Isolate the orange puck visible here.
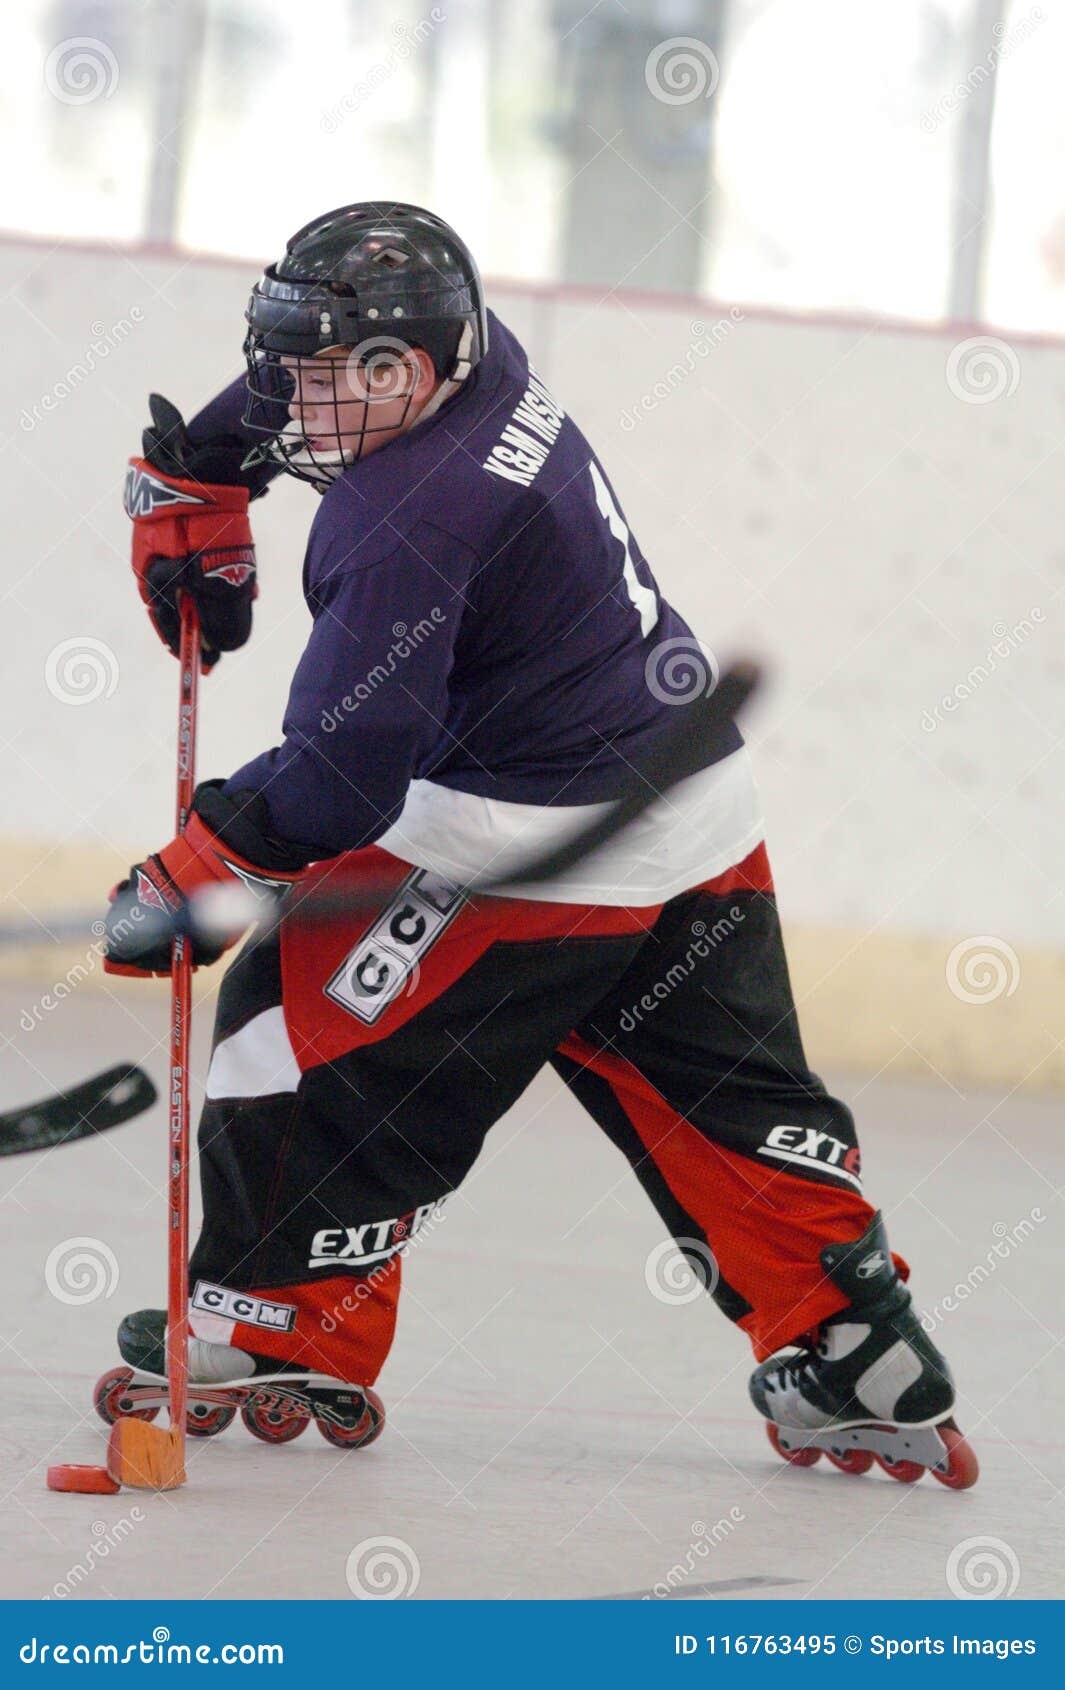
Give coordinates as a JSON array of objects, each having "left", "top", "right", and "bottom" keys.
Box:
[{"left": 47, "top": 1464, "right": 120, "bottom": 1495}]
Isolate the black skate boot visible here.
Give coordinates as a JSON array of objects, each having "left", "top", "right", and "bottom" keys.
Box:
[
  {"left": 749, "top": 1214, "right": 978, "bottom": 1488},
  {"left": 93, "top": 1309, "right": 385, "bottom": 1450}
]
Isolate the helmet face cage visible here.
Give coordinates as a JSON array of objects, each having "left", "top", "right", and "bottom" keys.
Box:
[
  {"left": 243, "top": 332, "right": 422, "bottom": 490},
  {"left": 241, "top": 202, "right": 487, "bottom": 490}
]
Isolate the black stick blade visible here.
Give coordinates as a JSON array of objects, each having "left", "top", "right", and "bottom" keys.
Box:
[
  {"left": 493, "top": 661, "right": 762, "bottom": 889},
  {"left": 0, "top": 1064, "right": 157, "bottom": 1157}
]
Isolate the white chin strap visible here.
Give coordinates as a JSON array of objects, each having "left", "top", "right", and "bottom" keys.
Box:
[
  {"left": 414, "top": 322, "right": 475, "bottom": 425},
  {"left": 275, "top": 435, "right": 351, "bottom": 488}
]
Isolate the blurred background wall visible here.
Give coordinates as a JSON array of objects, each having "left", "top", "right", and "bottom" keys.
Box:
[{"left": 1, "top": 0, "right": 1059, "bottom": 1094}]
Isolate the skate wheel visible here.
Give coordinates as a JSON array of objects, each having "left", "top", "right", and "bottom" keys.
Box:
[
  {"left": 875, "top": 1452, "right": 924, "bottom": 1483},
  {"left": 316, "top": 1387, "right": 386, "bottom": 1450},
  {"left": 826, "top": 1446, "right": 875, "bottom": 1475},
  {"left": 766, "top": 1423, "right": 821, "bottom": 1467},
  {"left": 186, "top": 1402, "right": 236, "bottom": 1438},
  {"left": 241, "top": 1397, "right": 310, "bottom": 1444},
  {"left": 930, "top": 1422, "right": 980, "bottom": 1490},
  {"left": 47, "top": 1463, "right": 120, "bottom": 1495},
  {"left": 93, "top": 1366, "right": 159, "bottom": 1426}
]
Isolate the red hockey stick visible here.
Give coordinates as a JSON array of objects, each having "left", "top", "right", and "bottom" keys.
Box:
[{"left": 107, "top": 600, "right": 200, "bottom": 1492}]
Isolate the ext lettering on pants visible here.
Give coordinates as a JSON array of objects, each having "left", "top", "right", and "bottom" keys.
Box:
[
  {"left": 308, "top": 1202, "right": 445, "bottom": 1270},
  {"left": 756, "top": 1123, "right": 862, "bottom": 1189}
]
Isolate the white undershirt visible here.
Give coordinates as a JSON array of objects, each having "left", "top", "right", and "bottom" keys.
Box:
[{"left": 376, "top": 745, "right": 765, "bottom": 906}]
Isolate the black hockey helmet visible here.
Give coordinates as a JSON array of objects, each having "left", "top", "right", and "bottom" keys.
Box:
[{"left": 242, "top": 202, "right": 488, "bottom": 488}]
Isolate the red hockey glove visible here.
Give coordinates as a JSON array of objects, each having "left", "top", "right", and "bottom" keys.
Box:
[
  {"left": 102, "top": 785, "right": 308, "bottom": 977},
  {"left": 125, "top": 395, "right": 258, "bottom": 672}
]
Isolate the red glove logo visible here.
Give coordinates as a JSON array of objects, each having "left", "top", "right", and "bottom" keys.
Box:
[{"left": 203, "top": 555, "right": 256, "bottom": 587}]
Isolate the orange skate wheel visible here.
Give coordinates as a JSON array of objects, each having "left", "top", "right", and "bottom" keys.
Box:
[
  {"left": 766, "top": 1423, "right": 821, "bottom": 1467},
  {"left": 316, "top": 1386, "right": 386, "bottom": 1449},
  {"left": 875, "top": 1452, "right": 924, "bottom": 1483},
  {"left": 930, "top": 1423, "right": 980, "bottom": 1490},
  {"left": 826, "top": 1447, "right": 875, "bottom": 1475}
]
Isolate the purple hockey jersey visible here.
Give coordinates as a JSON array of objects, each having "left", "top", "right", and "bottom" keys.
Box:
[{"left": 189, "top": 312, "right": 756, "bottom": 900}]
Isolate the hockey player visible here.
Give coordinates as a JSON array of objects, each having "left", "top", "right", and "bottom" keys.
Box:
[{"left": 98, "top": 203, "right": 976, "bottom": 1483}]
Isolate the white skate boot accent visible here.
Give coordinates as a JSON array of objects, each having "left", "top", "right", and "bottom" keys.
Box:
[
  {"left": 762, "top": 1323, "right": 872, "bottom": 1429},
  {"left": 777, "top": 1318, "right": 879, "bottom": 1426},
  {"left": 771, "top": 1378, "right": 833, "bottom": 1430},
  {"left": 854, "top": 1337, "right": 923, "bottom": 1419},
  {"left": 819, "top": 1321, "right": 869, "bottom": 1362},
  {"left": 188, "top": 1338, "right": 256, "bottom": 1384}
]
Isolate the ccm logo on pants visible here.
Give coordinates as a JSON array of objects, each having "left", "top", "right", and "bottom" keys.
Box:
[
  {"left": 324, "top": 868, "right": 465, "bottom": 1025},
  {"left": 192, "top": 1281, "right": 298, "bottom": 1333}
]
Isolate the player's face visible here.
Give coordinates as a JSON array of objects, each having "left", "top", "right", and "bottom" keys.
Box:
[{"left": 282, "top": 347, "right": 434, "bottom": 461}]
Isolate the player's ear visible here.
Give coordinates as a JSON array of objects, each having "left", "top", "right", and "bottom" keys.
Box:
[{"left": 411, "top": 346, "right": 439, "bottom": 398}]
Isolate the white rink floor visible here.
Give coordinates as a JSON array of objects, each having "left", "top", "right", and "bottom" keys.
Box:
[{"left": 1, "top": 982, "right": 1062, "bottom": 1603}]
